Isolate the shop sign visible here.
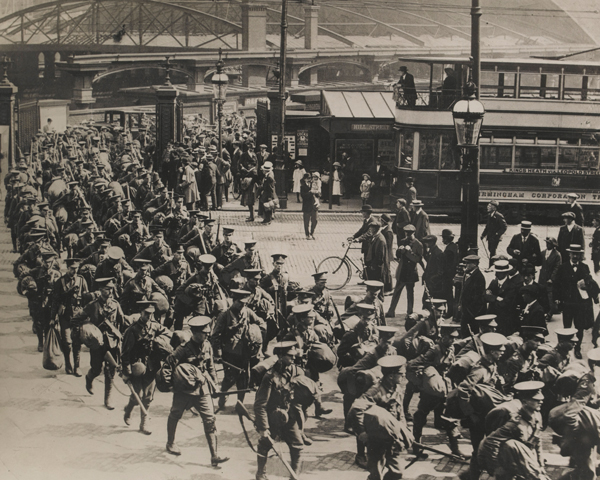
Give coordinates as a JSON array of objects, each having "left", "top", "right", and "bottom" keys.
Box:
[
  {"left": 480, "top": 189, "right": 600, "bottom": 204},
  {"left": 350, "top": 124, "right": 391, "bottom": 132}
]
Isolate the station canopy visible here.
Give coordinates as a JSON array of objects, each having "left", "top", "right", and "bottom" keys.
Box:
[{"left": 1, "top": 0, "right": 600, "bottom": 56}]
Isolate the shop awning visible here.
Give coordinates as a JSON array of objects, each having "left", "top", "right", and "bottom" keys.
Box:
[{"left": 321, "top": 91, "right": 395, "bottom": 119}]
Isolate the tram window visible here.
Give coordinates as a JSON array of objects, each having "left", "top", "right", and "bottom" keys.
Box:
[
  {"left": 418, "top": 131, "right": 441, "bottom": 169},
  {"left": 519, "top": 73, "right": 543, "bottom": 98},
  {"left": 513, "top": 146, "right": 556, "bottom": 169},
  {"left": 559, "top": 147, "right": 599, "bottom": 170},
  {"left": 399, "top": 131, "right": 414, "bottom": 168},
  {"left": 440, "top": 133, "right": 459, "bottom": 170},
  {"left": 481, "top": 146, "right": 512, "bottom": 169},
  {"left": 480, "top": 71, "right": 515, "bottom": 98}
]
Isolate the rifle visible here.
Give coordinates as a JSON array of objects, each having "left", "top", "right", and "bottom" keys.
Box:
[
  {"left": 104, "top": 351, "right": 148, "bottom": 416},
  {"left": 235, "top": 400, "right": 300, "bottom": 480},
  {"left": 467, "top": 324, "right": 484, "bottom": 358},
  {"left": 211, "top": 388, "right": 255, "bottom": 398},
  {"left": 216, "top": 216, "right": 221, "bottom": 245},
  {"left": 406, "top": 442, "right": 469, "bottom": 466}
]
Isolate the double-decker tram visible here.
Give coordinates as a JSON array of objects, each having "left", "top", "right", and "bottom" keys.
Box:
[{"left": 392, "top": 56, "right": 600, "bottom": 222}]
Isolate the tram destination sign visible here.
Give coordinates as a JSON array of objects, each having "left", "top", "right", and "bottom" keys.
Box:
[
  {"left": 505, "top": 168, "right": 600, "bottom": 175},
  {"left": 480, "top": 189, "right": 600, "bottom": 204}
]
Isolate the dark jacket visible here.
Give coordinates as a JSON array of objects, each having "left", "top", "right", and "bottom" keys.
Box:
[
  {"left": 459, "top": 268, "right": 487, "bottom": 322},
  {"left": 423, "top": 244, "right": 445, "bottom": 298},
  {"left": 557, "top": 224, "right": 585, "bottom": 262},
  {"left": 395, "top": 237, "right": 423, "bottom": 283},
  {"left": 539, "top": 249, "right": 562, "bottom": 286},
  {"left": 300, "top": 179, "right": 318, "bottom": 214},
  {"left": 520, "top": 300, "right": 547, "bottom": 331},
  {"left": 507, "top": 233, "right": 542, "bottom": 270},
  {"left": 486, "top": 276, "right": 520, "bottom": 335},
  {"left": 365, "top": 232, "right": 389, "bottom": 283},
  {"left": 481, "top": 211, "right": 507, "bottom": 245}
]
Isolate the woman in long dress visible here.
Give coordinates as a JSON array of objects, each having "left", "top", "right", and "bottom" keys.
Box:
[
  {"left": 332, "top": 162, "right": 343, "bottom": 205},
  {"left": 292, "top": 160, "right": 306, "bottom": 202}
]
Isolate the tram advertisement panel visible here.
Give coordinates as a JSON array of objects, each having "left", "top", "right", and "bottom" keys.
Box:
[{"left": 480, "top": 189, "right": 600, "bottom": 204}]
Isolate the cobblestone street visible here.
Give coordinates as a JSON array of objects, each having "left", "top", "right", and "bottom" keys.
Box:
[{"left": 0, "top": 209, "right": 595, "bottom": 480}]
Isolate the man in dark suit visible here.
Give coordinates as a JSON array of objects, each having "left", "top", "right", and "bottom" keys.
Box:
[
  {"left": 300, "top": 173, "right": 318, "bottom": 240},
  {"left": 368, "top": 156, "right": 389, "bottom": 208},
  {"left": 554, "top": 244, "right": 597, "bottom": 358},
  {"left": 484, "top": 260, "right": 520, "bottom": 336},
  {"left": 458, "top": 254, "right": 487, "bottom": 337},
  {"left": 441, "top": 229, "right": 458, "bottom": 318},
  {"left": 507, "top": 220, "right": 541, "bottom": 272},
  {"left": 411, "top": 200, "right": 430, "bottom": 241},
  {"left": 380, "top": 214, "right": 395, "bottom": 292},
  {"left": 392, "top": 198, "right": 411, "bottom": 245},
  {"left": 557, "top": 212, "right": 585, "bottom": 262},
  {"left": 397, "top": 66, "right": 417, "bottom": 107},
  {"left": 539, "top": 236, "right": 562, "bottom": 316},
  {"left": 519, "top": 284, "right": 547, "bottom": 333},
  {"left": 386, "top": 224, "right": 422, "bottom": 318},
  {"left": 520, "top": 265, "right": 549, "bottom": 314},
  {"left": 364, "top": 219, "right": 390, "bottom": 284},
  {"left": 592, "top": 215, "right": 600, "bottom": 274},
  {"left": 566, "top": 193, "right": 584, "bottom": 227},
  {"left": 349, "top": 204, "right": 374, "bottom": 262},
  {"left": 480, "top": 200, "right": 507, "bottom": 268},
  {"left": 421, "top": 234, "right": 445, "bottom": 302}
]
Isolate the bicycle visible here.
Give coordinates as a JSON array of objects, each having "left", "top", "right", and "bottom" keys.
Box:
[{"left": 317, "top": 242, "right": 365, "bottom": 290}]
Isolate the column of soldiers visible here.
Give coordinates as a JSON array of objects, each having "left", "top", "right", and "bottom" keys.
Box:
[{"left": 6, "top": 121, "right": 600, "bottom": 480}]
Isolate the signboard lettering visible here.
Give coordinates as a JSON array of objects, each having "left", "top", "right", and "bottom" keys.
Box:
[
  {"left": 271, "top": 134, "right": 296, "bottom": 160},
  {"left": 480, "top": 189, "right": 600, "bottom": 204},
  {"left": 504, "top": 168, "right": 600, "bottom": 176},
  {"left": 351, "top": 124, "right": 391, "bottom": 132}
]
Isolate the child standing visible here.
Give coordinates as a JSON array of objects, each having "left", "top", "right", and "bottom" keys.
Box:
[
  {"left": 360, "top": 173, "right": 373, "bottom": 205},
  {"left": 292, "top": 160, "right": 306, "bottom": 202}
]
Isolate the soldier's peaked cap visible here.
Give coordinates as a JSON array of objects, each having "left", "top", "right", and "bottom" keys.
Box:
[
  {"left": 356, "top": 303, "right": 375, "bottom": 311},
  {"left": 230, "top": 289, "right": 251, "bottom": 298},
  {"left": 292, "top": 304, "right": 313, "bottom": 316},
  {"left": 480, "top": 332, "right": 507, "bottom": 348},
  {"left": 199, "top": 254, "right": 216, "bottom": 265},
  {"left": 514, "top": 381, "right": 544, "bottom": 400},
  {"left": 377, "top": 326, "right": 398, "bottom": 335},
  {"left": 107, "top": 246, "right": 124, "bottom": 260},
  {"left": 188, "top": 316, "right": 212, "bottom": 330},
  {"left": 475, "top": 314, "right": 498, "bottom": 327},
  {"left": 244, "top": 269, "right": 262, "bottom": 279},
  {"left": 273, "top": 341, "right": 298, "bottom": 356},
  {"left": 587, "top": 348, "right": 600, "bottom": 362},
  {"left": 439, "top": 323, "right": 461, "bottom": 337},
  {"left": 556, "top": 328, "right": 577, "bottom": 341},
  {"left": 365, "top": 280, "right": 384, "bottom": 289},
  {"left": 378, "top": 355, "right": 406, "bottom": 370},
  {"left": 137, "top": 300, "right": 157, "bottom": 312}
]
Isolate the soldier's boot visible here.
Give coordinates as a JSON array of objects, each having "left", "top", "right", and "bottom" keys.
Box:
[
  {"left": 448, "top": 432, "right": 470, "bottom": 459},
  {"left": 256, "top": 450, "right": 269, "bottom": 480},
  {"left": 355, "top": 437, "right": 368, "bottom": 469},
  {"left": 37, "top": 330, "right": 44, "bottom": 353},
  {"left": 206, "top": 432, "right": 229, "bottom": 467},
  {"left": 314, "top": 398, "right": 332, "bottom": 418},
  {"left": 73, "top": 348, "right": 82, "bottom": 377},
  {"left": 104, "top": 370, "right": 115, "bottom": 410},
  {"left": 123, "top": 398, "right": 135, "bottom": 426},
  {"left": 166, "top": 416, "right": 181, "bottom": 455},
  {"left": 289, "top": 448, "right": 302, "bottom": 479},
  {"left": 412, "top": 410, "right": 428, "bottom": 459},
  {"left": 85, "top": 370, "right": 94, "bottom": 395},
  {"left": 63, "top": 346, "right": 73, "bottom": 375},
  {"left": 139, "top": 407, "right": 152, "bottom": 435}
]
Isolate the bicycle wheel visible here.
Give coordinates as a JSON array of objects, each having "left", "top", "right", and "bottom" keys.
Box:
[{"left": 318, "top": 256, "right": 351, "bottom": 290}]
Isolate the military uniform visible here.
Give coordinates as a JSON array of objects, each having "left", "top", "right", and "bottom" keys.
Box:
[
  {"left": 121, "top": 304, "right": 170, "bottom": 434},
  {"left": 72, "top": 289, "right": 127, "bottom": 409},
  {"left": 51, "top": 266, "right": 88, "bottom": 375},
  {"left": 120, "top": 275, "right": 165, "bottom": 315},
  {"left": 254, "top": 345, "right": 306, "bottom": 480},
  {"left": 165, "top": 317, "right": 225, "bottom": 464}
]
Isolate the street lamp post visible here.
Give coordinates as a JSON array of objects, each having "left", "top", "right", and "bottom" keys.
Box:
[
  {"left": 212, "top": 48, "right": 229, "bottom": 161},
  {"left": 452, "top": 81, "right": 485, "bottom": 257}
]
